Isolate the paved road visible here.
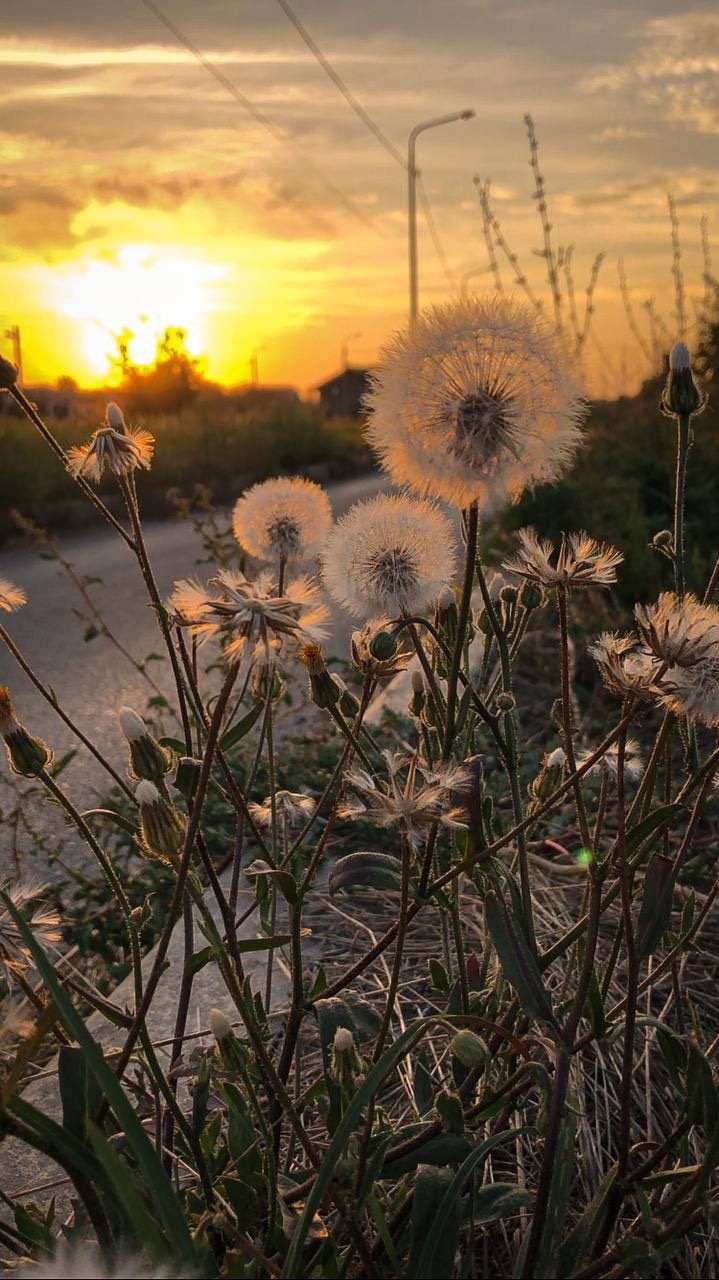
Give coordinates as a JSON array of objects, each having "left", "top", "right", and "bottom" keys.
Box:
[{"left": 0, "top": 472, "right": 388, "bottom": 876}]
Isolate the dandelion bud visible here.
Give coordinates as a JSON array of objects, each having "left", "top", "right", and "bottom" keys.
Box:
[
  {"left": 300, "top": 642, "right": 340, "bottom": 710},
  {"left": 209, "top": 1008, "right": 232, "bottom": 1042},
  {"left": 369, "top": 629, "right": 398, "bottom": 661},
  {"left": 0, "top": 353, "right": 18, "bottom": 390},
  {"left": 129, "top": 905, "right": 144, "bottom": 925},
  {"left": 332, "top": 674, "right": 359, "bottom": 718},
  {"left": 519, "top": 580, "right": 544, "bottom": 612},
  {"left": 438, "top": 585, "right": 456, "bottom": 612},
  {"left": 662, "top": 343, "right": 704, "bottom": 418},
  {"left": 476, "top": 608, "right": 494, "bottom": 636},
  {"left": 136, "top": 780, "right": 186, "bottom": 865},
  {"left": 174, "top": 755, "right": 201, "bottom": 802},
  {"left": 499, "top": 585, "right": 517, "bottom": 605},
  {"left": 496, "top": 691, "right": 515, "bottom": 714},
  {"left": 333, "top": 1026, "right": 355, "bottom": 1055},
  {"left": 0, "top": 688, "right": 52, "bottom": 777},
  {"left": 530, "top": 746, "right": 566, "bottom": 802},
  {"left": 105, "top": 401, "right": 127, "bottom": 432},
  {"left": 411, "top": 669, "right": 425, "bottom": 694},
  {"left": 119, "top": 705, "right": 172, "bottom": 784},
  {"left": 451, "top": 1029, "right": 489, "bottom": 1068}
]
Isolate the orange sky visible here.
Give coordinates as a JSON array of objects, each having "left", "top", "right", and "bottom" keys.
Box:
[{"left": 1, "top": 4, "right": 718, "bottom": 398}]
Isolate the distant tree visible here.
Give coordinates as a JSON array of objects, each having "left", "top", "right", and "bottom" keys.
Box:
[{"left": 111, "top": 326, "right": 204, "bottom": 415}]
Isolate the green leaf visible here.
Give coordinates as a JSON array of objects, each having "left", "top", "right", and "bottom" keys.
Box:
[
  {"left": 160, "top": 736, "right": 188, "bottom": 754},
  {"left": 328, "top": 851, "right": 402, "bottom": 895},
  {"left": 556, "top": 1164, "right": 618, "bottom": 1277},
  {"left": 381, "top": 1131, "right": 474, "bottom": 1179},
  {"left": 428, "top": 958, "right": 450, "bottom": 992},
  {"left": 281, "top": 1021, "right": 426, "bottom": 1275},
  {"left": 686, "top": 1042, "right": 719, "bottom": 1130},
  {"left": 536, "top": 1100, "right": 577, "bottom": 1278},
  {"left": 656, "top": 1028, "right": 687, "bottom": 1091},
  {"left": 485, "top": 892, "right": 557, "bottom": 1028},
  {"left": 81, "top": 808, "right": 138, "bottom": 837},
  {"left": 413, "top": 1131, "right": 525, "bottom": 1279},
  {"left": 626, "top": 804, "right": 684, "bottom": 857},
  {"left": 0, "top": 890, "right": 196, "bottom": 1271},
  {"left": 87, "top": 1123, "right": 168, "bottom": 1260},
  {"left": 218, "top": 701, "right": 263, "bottom": 751},
  {"left": 244, "top": 862, "right": 298, "bottom": 903},
  {"left": 185, "top": 934, "right": 292, "bottom": 977},
  {"left": 409, "top": 1166, "right": 459, "bottom": 1280},
  {"left": 49, "top": 749, "right": 77, "bottom": 778},
  {"left": 414, "top": 1048, "right": 434, "bottom": 1117},
  {"left": 58, "top": 1046, "right": 102, "bottom": 1141},
  {"left": 83, "top": 624, "right": 99, "bottom": 642},
  {"left": 636, "top": 853, "right": 674, "bottom": 959}
]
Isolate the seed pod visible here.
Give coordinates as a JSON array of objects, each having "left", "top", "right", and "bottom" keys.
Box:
[
  {"left": 0, "top": 688, "right": 52, "bottom": 777},
  {"left": 451, "top": 1029, "right": 489, "bottom": 1068},
  {"left": 136, "top": 780, "right": 186, "bottom": 866},
  {"left": 119, "top": 706, "right": 173, "bottom": 784}
]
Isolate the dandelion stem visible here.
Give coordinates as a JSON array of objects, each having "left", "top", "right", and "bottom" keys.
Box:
[{"left": 674, "top": 413, "right": 690, "bottom": 601}]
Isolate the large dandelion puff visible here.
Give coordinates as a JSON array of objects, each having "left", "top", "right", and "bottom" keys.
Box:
[
  {"left": 504, "top": 528, "right": 623, "bottom": 590},
  {"left": 170, "top": 568, "right": 329, "bottom": 663},
  {"left": 233, "top": 476, "right": 332, "bottom": 562},
  {"left": 364, "top": 296, "right": 586, "bottom": 509},
  {"left": 67, "top": 402, "right": 154, "bottom": 484},
  {"left": 321, "top": 493, "right": 456, "bottom": 619},
  {"left": 657, "top": 659, "right": 719, "bottom": 725},
  {"left": 0, "top": 578, "right": 26, "bottom": 612}
]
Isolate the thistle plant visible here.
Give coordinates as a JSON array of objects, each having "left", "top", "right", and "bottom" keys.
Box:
[{"left": 2, "top": 303, "right": 719, "bottom": 1280}]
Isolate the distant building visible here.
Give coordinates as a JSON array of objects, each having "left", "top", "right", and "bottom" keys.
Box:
[
  {"left": 315, "top": 367, "right": 371, "bottom": 418},
  {"left": 0, "top": 384, "right": 76, "bottom": 419},
  {"left": 229, "top": 385, "right": 300, "bottom": 413}
]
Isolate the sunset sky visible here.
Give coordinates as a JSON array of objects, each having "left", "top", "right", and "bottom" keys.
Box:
[{"left": 2, "top": 1, "right": 718, "bottom": 396}]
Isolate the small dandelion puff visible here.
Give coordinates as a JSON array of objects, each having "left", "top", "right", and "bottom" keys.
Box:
[
  {"left": 635, "top": 593, "right": 719, "bottom": 668},
  {"left": 504, "top": 527, "right": 622, "bottom": 590},
  {"left": 0, "top": 578, "right": 26, "bottom": 612},
  {"left": 589, "top": 632, "right": 659, "bottom": 699},
  {"left": 657, "top": 658, "right": 719, "bottom": 725},
  {"left": 364, "top": 295, "right": 586, "bottom": 509},
  {"left": 577, "top": 739, "right": 643, "bottom": 782},
  {"left": 321, "top": 493, "right": 456, "bottom": 619},
  {"left": 249, "top": 789, "right": 315, "bottom": 829},
  {"left": 17, "top": 1244, "right": 186, "bottom": 1279},
  {"left": 67, "top": 402, "right": 154, "bottom": 485},
  {"left": 170, "top": 568, "right": 329, "bottom": 664},
  {"left": 233, "top": 476, "right": 332, "bottom": 563},
  {"left": 339, "top": 751, "right": 471, "bottom": 850}
]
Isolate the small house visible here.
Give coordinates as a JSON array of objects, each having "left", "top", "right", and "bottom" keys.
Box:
[{"left": 315, "top": 367, "right": 371, "bottom": 419}]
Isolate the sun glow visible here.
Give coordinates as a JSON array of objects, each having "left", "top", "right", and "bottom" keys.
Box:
[{"left": 44, "top": 245, "right": 228, "bottom": 378}]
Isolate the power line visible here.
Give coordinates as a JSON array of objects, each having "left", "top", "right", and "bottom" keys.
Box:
[
  {"left": 140, "top": 0, "right": 385, "bottom": 237},
  {"left": 272, "top": 0, "right": 456, "bottom": 283},
  {"left": 273, "top": 0, "right": 405, "bottom": 168}
]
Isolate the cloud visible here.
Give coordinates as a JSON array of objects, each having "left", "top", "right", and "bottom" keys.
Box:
[
  {"left": 582, "top": 9, "right": 719, "bottom": 134},
  {"left": 590, "top": 126, "right": 652, "bottom": 143}
]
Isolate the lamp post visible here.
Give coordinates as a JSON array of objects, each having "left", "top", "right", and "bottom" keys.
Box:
[
  {"left": 408, "top": 109, "right": 475, "bottom": 323},
  {"left": 340, "top": 331, "right": 362, "bottom": 369}
]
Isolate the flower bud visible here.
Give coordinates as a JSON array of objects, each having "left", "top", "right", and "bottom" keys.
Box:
[
  {"left": 499, "top": 585, "right": 517, "bottom": 606},
  {"left": 119, "top": 705, "right": 173, "bottom": 784},
  {"left": 519, "top": 580, "right": 544, "bottom": 612},
  {"left": 136, "top": 780, "right": 187, "bottom": 865},
  {"left": 333, "top": 1026, "right": 355, "bottom": 1055},
  {"left": 300, "top": 642, "right": 340, "bottom": 710},
  {"left": 662, "top": 343, "right": 704, "bottom": 418},
  {"left": 0, "top": 688, "right": 52, "bottom": 777},
  {"left": 332, "top": 674, "right": 359, "bottom": 718},
  {"left": 209, "top": 1008, "right": 232, "bottom": 1042},
  {"left": 530, "top": 746, "right": 566, "bottom": 802},
  {"left": 174, "top": 755, "right": 201, "bottom": 802},
  {"left": 369, "top": 629, "right": 398, "bottom": 661},
  {"left": 105, "top": 402, "right": 127, "bottom": 433},
  {"left": 451, "top": 1029, "right": 489, "bottom": 1068},
  {"left": 496, "top": 691, "right": 515, "bottom": 714}
]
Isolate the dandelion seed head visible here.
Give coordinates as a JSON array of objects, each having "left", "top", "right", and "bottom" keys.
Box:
[
  {"left": 136, "top": 779, "right": 160, "bottom": 805},
  {"left": 589, "top": 632, "right": 659, "bottom": 699},
  {"left": 635, "top": 593, "right": 719, "bottom": 667},
  {"left": 504, "top": 527, "right": 622, "bottom": 590},
  {"left": 669, "top": 341, "right": 690, "bottom": 371},
  {"left": 119, "top": 706, "right": 147, "bottom": 742},
  {"left": 577, "top": 739, "right": 643, "bottom": 782},
  {"left": 0, "top": 577, "right": 26, "bottom": 613},
  {"left": 209, "top": 1008, "right": 232, "bottom": 1041},
  {"left": 67, "top": 411, "right": 154, "bottom": 485},
  {"left": 658, "top": 657, "right": 719, "bottom": 725},
  {"left": 365, "top": 295, "right": 586, "bottom": 509},
  {"left": 321, "top": 493, "right": 456, "bottom": 618},
  {"left": 105, "top": 401, "right": 126, "bottom": 432},
  {"left": 233, "top": 476, "right": 332, "bottom": 563}
]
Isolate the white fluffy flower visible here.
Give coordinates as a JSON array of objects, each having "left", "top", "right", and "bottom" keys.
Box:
[
  {"left": 635, "top": 593, "right": 719, "bottom": 668},
  {"left": 657, "top": 658, "right": 719, "bottom": 726},
  {"left": 589, "top": 632, "right": 659, "bottom": 699},
  {"left": 577, "top": 739, "right": 643, "bottom": 782},
  {"left": 233, "top": 476, "right": 332, "bottom": 562},
  {"left": 504, "top": 528, "right": 622, "bottom": 590},
  {"left": 321, "top": 493, "right": 456, "bottom": 619},
  {"left": 365, "top": 295, "right": 586, "bottom": 509}
]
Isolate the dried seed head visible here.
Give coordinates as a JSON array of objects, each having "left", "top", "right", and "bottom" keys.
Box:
[
  {"left": 105, "top": 401, "right": 127, "bottom": 432},
  {"left": 333, "top": 1026, "right": 355, "bottom": 1054}
]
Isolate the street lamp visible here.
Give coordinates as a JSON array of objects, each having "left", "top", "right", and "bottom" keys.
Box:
[
  {"left": 408, "top": 109, "right": 475, "bottom": 323},
  {"left": 340, "top": 331, "right": 362, "bottom": 369},
  {"left": 460, "top": 265, "right": 490, "bottom": 298}
]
